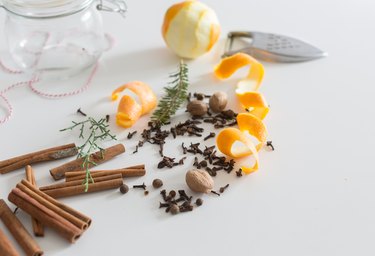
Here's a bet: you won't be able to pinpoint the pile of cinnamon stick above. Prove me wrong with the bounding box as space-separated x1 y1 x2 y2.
0 142 147 254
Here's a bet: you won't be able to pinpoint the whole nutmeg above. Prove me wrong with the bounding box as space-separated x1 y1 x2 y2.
185 169 214 193
187 100 208 116
209 92 228 113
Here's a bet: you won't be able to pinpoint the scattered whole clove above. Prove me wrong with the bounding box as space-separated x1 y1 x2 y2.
77 108 87 116
266 141 275 151
133 183 146 190
236 169 243 177
219 184 229 193
204 132 216 141
127 131 137 139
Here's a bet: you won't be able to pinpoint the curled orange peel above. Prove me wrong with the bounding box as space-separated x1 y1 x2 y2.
216 127 259 174
214 52 269 120
215 53 271 174
112 81 157 128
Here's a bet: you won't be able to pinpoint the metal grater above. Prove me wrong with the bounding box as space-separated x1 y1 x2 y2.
223 31 327 62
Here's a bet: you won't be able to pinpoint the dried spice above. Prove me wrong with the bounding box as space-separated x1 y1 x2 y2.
209 92 228 113
119 184 129 194
219 184 229 193
187 100 208 116
152 179 163 189
193 92 211 100
77 108 87 116
204 132 216 141
266 141 275 151
185 169 214 193
159 189 195 215
133 183 146 190
236 169 243 177
127 131 137 139
195 198 203 206
170 204 180 215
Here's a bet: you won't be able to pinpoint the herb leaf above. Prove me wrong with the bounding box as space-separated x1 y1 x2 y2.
60 116 116 191
151 60 189 125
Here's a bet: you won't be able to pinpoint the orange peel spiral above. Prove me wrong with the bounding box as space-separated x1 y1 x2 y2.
215 53 270 174
111 81 157 128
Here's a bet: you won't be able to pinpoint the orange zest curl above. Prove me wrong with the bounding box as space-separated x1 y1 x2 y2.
215 53 270 174
111 81 157 128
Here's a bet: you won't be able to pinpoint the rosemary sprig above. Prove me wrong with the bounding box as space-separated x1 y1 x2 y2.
60 117 116 191
151 60 189 125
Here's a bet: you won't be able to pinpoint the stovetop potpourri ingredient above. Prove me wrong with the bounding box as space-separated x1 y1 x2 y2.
151 60 189 125
185 169 214 194
59 117 118 191
209 92 228 113
111 81 157 128
162 1 220 59
0 143 78 174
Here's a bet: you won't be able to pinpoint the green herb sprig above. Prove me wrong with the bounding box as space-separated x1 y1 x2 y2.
60 117 116 191
151 60 189 125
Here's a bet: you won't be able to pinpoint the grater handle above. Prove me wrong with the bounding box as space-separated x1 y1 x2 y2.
223 31 254 58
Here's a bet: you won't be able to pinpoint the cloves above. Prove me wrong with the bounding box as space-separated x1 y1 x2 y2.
77 108 87 116
236 169 243 177
204 132 216 141
127 131 137 139
266 141 275 151
211 190 221 196
219 184 230 193
133 183 146 190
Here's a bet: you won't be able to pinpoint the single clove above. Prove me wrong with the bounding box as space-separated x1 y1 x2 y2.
219 184 230 193
133 183 146 190
77 108 87 116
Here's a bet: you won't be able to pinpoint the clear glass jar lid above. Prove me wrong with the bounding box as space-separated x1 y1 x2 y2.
1 0 93 18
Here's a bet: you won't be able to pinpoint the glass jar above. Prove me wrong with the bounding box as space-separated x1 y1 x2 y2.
0 0 126 78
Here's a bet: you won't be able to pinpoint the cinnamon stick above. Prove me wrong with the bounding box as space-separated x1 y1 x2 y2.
0 199 43 256
8 188 83 243
0 143 78 174
20 180 91 227
41 174 124 191
50 144 126 180
25 165 44 237
0 228 19 256
65 167 146 182
42 175 124 198
65 164 145 178
16 182 89 231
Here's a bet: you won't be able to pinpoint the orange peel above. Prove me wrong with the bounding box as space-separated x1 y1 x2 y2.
215 53 271 174
112 81 157 128
216 127 259 174
214 53 269 120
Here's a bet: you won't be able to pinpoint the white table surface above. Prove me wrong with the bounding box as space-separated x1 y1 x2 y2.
1 0 375 255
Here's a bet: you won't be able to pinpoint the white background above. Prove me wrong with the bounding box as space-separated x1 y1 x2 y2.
1 0 375 255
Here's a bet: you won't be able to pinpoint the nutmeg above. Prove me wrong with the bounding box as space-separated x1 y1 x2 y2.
185 169 214 193
209 92 228 113
187 100 208 116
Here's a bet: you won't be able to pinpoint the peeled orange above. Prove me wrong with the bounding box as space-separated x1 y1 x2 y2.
162 1 220 59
